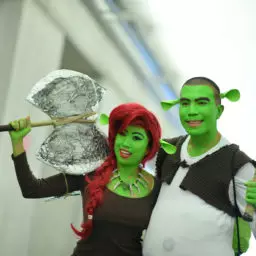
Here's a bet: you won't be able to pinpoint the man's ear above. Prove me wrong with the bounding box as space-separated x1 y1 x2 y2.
217 105 224 119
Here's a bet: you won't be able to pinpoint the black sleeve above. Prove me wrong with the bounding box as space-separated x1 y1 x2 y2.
12 152 85 198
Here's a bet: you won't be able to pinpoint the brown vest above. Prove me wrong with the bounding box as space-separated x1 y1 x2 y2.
156 136 255 217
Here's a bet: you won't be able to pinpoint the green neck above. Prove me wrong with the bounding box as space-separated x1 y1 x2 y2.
107 165 152 198
117 163 139 183
188 131 221 157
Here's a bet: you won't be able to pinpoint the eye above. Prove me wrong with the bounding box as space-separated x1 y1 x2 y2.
133 135 143 141
181 102 189 106
198 101 207 105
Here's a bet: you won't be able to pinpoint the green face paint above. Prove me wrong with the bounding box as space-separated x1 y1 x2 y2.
179 85 223 137
114 125 149 167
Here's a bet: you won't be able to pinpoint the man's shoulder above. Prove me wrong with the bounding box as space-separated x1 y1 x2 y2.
214 142 256 171
230 144 256 170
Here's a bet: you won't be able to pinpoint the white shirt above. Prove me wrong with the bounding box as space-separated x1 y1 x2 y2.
143 136 256 256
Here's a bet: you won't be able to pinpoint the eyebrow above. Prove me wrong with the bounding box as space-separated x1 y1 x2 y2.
180 97 210 102
132 132 145 138
195 97 210 102
180 97 190 101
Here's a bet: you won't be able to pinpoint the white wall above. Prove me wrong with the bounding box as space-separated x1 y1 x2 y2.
0 1 179 255
0 0 64 255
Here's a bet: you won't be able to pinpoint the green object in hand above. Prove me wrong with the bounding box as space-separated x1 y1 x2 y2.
9 117 31 143
232 217 251 253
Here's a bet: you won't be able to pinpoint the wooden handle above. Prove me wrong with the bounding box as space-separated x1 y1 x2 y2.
31 119 95 128
0 112 97 132
0 119 95 132
0 124 15 132
243 171 256 222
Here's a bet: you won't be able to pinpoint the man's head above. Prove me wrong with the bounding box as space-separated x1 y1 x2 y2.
179 77 224 136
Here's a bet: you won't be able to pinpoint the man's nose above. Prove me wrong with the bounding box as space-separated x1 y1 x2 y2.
188 104 198 116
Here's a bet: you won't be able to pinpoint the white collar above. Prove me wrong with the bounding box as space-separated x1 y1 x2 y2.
180 135 230 166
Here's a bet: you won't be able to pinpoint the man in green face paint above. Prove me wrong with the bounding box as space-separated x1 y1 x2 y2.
143 77 256 256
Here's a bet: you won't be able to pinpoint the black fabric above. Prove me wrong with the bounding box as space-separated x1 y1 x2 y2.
156 136 253 217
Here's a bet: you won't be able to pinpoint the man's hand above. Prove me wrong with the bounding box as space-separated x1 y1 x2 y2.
245 179 256 208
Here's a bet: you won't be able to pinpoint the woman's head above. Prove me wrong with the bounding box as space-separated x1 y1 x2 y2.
114 125 149 167
108 103 161 166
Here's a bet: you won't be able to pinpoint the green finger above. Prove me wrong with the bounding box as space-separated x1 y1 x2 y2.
246 199 256 205
245 181 256 187
246 192 256 199
10 121 19 130
19 118 28 129
246 186 256 192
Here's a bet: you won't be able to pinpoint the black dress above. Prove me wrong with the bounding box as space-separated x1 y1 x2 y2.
12 152 160 256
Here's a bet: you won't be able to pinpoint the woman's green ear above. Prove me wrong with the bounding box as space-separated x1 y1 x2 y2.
220 89 240 102
160 139 176 154
160 99 180 111
99 113 109 125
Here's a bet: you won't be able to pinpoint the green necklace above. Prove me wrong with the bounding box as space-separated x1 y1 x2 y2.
110 169 149 196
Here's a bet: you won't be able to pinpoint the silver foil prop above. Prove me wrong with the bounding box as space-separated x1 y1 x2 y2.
26 69 105 118
26 69 109 175
37 123 109 175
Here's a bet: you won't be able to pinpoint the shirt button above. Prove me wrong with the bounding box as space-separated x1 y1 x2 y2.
163 237 175 251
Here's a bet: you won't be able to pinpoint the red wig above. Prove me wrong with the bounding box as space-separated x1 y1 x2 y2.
71 103 161 239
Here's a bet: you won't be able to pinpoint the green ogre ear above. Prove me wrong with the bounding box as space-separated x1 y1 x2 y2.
99 113 109 125
220 89 240 102
160 139 176 154
160 99 180 111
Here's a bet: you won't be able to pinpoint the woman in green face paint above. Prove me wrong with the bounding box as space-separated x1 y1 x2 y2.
9 103 162 256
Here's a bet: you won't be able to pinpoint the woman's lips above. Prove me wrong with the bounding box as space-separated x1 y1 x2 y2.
120 149 132 159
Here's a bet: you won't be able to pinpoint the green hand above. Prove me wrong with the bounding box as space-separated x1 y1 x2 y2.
9 116 32 144
245 180 256 207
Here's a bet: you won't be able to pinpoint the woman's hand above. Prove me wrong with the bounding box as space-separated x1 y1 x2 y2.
9 116 31 156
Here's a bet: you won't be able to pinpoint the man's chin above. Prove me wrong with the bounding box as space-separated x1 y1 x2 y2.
185 127 205 136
